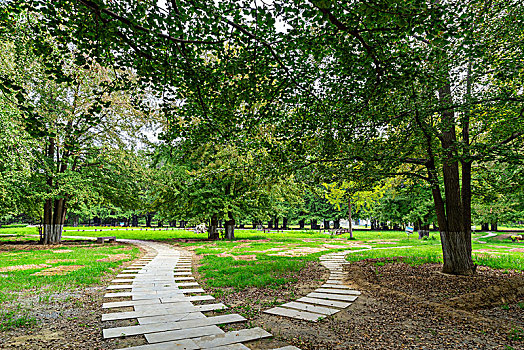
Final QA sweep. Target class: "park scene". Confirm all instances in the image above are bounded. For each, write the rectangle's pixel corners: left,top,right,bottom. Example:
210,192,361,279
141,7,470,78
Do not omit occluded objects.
0,0,523,349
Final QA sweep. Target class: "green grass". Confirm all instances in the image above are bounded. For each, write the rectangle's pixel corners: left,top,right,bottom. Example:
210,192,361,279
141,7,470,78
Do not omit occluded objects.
0,244,140,304
0,305,37,330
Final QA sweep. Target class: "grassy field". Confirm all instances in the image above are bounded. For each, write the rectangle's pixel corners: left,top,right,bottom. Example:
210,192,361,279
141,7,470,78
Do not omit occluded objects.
2,226,522,295
0,241,139,330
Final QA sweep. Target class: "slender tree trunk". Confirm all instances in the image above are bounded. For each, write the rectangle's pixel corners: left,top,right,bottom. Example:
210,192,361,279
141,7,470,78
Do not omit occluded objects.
323,219,330,230
268,219,273,229
274,216,279,230
333,219,340,229
348,197,353,239
299,219,305,229
225,212,235,240
310,219,317,230
282,217,288,229
490,221,498,231
145,213,152,227
208,214,219,240
73,215,79,227
481,223,489,231
42,199,66,244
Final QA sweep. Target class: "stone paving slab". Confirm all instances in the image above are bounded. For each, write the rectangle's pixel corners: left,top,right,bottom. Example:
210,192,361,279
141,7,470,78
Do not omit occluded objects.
307,292,358,302
145,325,224,343
102,298,162,309
102,304,196,321
138,312,206,325
297,296,352,309
194,327,272,348
105,314,247,339
321,283,351,289
173,276,195,281
272,346,303,350
160,295,214,303
282,301,339,315
315,288,361,295
265,306,325,321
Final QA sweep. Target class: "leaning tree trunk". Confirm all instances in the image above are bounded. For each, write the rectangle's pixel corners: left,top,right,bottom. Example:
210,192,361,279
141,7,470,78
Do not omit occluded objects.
225,212,235,240
208,214,219,240
42,198,67,244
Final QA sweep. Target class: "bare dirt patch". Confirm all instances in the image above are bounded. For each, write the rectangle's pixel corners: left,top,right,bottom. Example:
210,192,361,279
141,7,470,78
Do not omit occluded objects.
0,264,51,272
216,253,257,261
45,259,76,264
96,253,130,262
268,247,327,256
32,265,85,276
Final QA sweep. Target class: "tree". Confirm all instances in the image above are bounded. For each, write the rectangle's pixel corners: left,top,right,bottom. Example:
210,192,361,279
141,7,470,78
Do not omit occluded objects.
0,14,153,243
18,0,524,274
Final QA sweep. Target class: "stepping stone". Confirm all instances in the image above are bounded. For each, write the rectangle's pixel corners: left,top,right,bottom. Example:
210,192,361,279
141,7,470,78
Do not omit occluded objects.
104,291,182,299
128,314,245,341
297,297,351,309
281,301,338,315
307,292,358,302
194,327,271,348
146,325,226,345
111,279,136,283
315,288,361,295
161,295,214,303
138,312,206,325
320,283,351,289
103,298,162,309
173,276,195,281
173,271,192,276
272,347,302,350
264,307,325,321
102,304,197,321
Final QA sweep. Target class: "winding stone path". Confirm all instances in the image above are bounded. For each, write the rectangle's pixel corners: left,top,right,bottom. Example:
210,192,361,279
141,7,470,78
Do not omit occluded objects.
264,250,360,322
102,239,299,350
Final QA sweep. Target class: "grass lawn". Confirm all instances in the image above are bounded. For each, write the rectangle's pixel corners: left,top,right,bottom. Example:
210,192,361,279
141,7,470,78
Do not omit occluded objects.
0,241,139,330
4,226,523,293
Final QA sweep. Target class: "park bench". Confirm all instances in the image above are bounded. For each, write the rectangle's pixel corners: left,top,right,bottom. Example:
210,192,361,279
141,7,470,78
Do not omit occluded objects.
334,228,351,235
96,236,116,244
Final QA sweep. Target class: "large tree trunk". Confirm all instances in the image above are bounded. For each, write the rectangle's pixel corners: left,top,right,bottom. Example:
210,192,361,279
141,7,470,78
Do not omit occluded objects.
225,212,235,240
145,213,152,227
434,84,475,275
208,214,219,240
490,221,498,231
310,219,317,230
132,215,139,227
282,217,288,229
274,216,279,230
42,198,66,244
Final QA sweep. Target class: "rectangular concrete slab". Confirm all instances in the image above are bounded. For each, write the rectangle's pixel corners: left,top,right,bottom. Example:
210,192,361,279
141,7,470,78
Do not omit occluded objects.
102,298,161,309
161,295,214,303
297,296,351,309
271,346,303,350
322,283,351,289
307,292,358,302
282,301,338,315
315,288,361,295
194,327,272,348
173,276,195,281
264,307,325,322
145,325,224,344
138,312,205,325
117,338,199,350
102,303,196,321
212,344,251,350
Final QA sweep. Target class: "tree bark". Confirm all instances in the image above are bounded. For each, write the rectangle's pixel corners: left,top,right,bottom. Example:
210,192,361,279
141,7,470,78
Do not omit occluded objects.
268,219,273,229
132,215,139,227
299,219,305,229
436,84,475,275
208,214,219,240
225,212,235,240
490,221,498,231
481,223,489,231
42,198,66,244
145,213,152,227
348,197,353,239
282,217,288,229
310,219,317,230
